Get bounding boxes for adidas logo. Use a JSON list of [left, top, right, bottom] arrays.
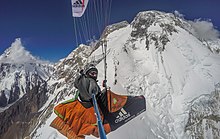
[[73, 0, 85, 8], [114, 108, 131, 123]]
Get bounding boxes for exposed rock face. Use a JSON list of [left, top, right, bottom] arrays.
[[185, 84, 220, 139], [103, 21, 129, 37], [0, 63, 53, 107], [130, 11, 186, 51], [0, 76, 48, 139], [55, 44, 92, 81], [51, 44, 94, 103], [0, 39, 54, 139]]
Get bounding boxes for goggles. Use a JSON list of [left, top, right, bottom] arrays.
[[88, 71, 98, 78]]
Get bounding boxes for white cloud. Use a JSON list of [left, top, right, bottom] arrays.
[[189, 19, 220, 41], [174, 10, 184, 18], [173, 11, 219, 41], [0, 38, 51, 64], [0, 38, 36, 63]]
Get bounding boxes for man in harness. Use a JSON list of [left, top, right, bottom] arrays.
[[50, 63, 110, 139]]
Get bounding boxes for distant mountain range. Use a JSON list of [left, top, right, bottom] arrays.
[[0, 10, 220, 139]]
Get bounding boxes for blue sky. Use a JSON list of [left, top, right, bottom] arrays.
[[0, 0, 219, 62]]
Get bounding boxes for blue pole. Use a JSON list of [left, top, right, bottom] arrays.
[[92, 94, 107, 139]]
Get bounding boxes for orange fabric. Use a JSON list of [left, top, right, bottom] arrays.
[[107, 90, 127, 113], [50, 100, 111, 139], [50, 117, 82, 139]]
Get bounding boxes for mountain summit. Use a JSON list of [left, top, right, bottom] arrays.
[[0, 38, 53, 107], [0, 38, 37, 64]]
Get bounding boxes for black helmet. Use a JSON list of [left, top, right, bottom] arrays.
[[83, 63, 98, 80]]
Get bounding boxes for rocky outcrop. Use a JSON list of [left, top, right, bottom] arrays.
[[0, 63, 53, 107], [0, 39, 54, 139], [185, 84, 220, 139], [103, 21, 129, 37], [129, 11, 192, 51], [0, 78, 48, 139]]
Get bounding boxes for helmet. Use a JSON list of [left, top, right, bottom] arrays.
[[83, 63, 98, 80]]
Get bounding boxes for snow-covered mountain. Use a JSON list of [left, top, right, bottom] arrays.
[[31, 10, 220, 139], [0, 38, 54, 139], [1, 10, 220, 139], [0, 38, 36, 64], [0, 38, 54, 108]]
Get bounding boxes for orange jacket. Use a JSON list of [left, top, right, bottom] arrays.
[[50, 99, 111, 139]]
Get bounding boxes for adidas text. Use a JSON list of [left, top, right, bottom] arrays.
[[73, 4, 85, 8], [115, 113, 131, 123]]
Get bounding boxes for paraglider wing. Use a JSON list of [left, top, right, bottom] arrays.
[[71, 0, 89, 17]]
